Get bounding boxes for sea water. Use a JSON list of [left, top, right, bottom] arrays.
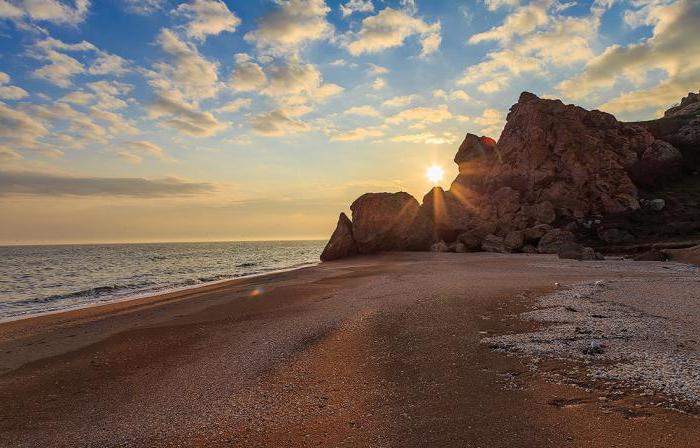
[[0, 241, 324, 321]]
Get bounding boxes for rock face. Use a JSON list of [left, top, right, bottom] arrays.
[[321, 91, 699, 261], [350, 192, 420, 253], [320, 213, 357, 261]]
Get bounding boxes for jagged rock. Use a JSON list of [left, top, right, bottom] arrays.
[[522, 201, 556, 224], [485, 92, 652, 217], [456, 232, 483, 252], [522, 244, 538, 254], [421, 187, 473, 242], [523, 224, 553, 241], [558, 243, 601, 261], [350, 192, 420, 253], [598, 228, 635, 244], [449, 241, 467, 253], [537, 229, 576, 254], [454, 133, 497, 171], [482, 234, 507, 253], [664, 92, 700, 117], [320, 213, 357, 261], [628, 140, 683, 189], [430, 241, 449, 252], [504, 230, 524, 252]]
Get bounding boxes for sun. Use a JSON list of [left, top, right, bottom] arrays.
[[426, 165, 444, 185]]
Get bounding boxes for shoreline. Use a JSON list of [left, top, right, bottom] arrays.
[[0, 261, 320, 325], [1, 252, 698, 447]]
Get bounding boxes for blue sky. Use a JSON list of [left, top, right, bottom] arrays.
[[0, 0, 698, 244]]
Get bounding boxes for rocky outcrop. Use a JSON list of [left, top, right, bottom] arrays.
[[350, 192, 420, 253], [631, 91, 700, 169], [322, 91, 700, 261], [320, 213, 357, 261]]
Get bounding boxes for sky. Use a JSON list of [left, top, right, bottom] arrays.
[[0, 0, 698, 244]]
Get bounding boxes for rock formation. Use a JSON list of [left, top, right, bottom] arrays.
[[321, 91, 700, 261], [320, 213, 356, 261]]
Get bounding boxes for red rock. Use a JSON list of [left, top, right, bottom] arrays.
[[320, 213, 357, 261], [350, 192, 420, 253], [537, 229, 576, 254]]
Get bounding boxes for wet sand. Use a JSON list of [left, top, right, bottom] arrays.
[[0, 252, 698, 447]]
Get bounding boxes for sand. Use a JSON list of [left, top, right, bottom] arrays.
[[0, 252, 698, 447]]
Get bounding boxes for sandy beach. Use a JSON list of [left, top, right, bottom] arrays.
[[1, 253, 698, 447]]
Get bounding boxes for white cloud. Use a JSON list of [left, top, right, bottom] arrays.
[[215, 98, 252, 113], [330, 126, 383, 141], [0, 72, 27, 99], [386, 105, 452, 124], [250, 110, 310, 136], [261, 59, 343, 104], [0, 145, 22, 162], [344, 105, 381, 117], [29, 38, 94, 87], [2, 0, 90, 25], [382, 94, 417, 107], [483, 0, 520, 11], [174, 0, 240, 41], [390, 131, 458, 144], [473, 108, 504, 136], [345, 7, 441, 57], [120, 140, 174, 163], [372, 77, 386, 90], [244, 0, 332, 55], [148, 91, 228, 137], [88, 52, 129, 76], [340, 0, 374, 17], [368, 63, 388, 74], [60, 90, 94, 105], [122, 0, 163, 15], [433, 89, 475, 102], [87, 80, 132, 110], [89, 107, 138, 135], [460, 1, 602, 93], [229, 53, 267, 92], [469, 0, 551, 44], [150, 28, 221, 100], [0, 101, 49, 147], [558, 0, 700, 116]]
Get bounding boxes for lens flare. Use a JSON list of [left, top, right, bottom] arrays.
[[426, 165, 444, 184]]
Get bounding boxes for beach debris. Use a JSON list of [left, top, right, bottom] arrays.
[[584, 340, 604, 355]]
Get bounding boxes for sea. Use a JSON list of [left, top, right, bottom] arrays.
[[0, 240, 325, 321]]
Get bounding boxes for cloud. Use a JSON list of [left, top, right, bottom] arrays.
[[244, 0, 332, 55], [174, 0, 240, 41], [0, 170, 214, 197], [483, 0, 520, 11], [345, 7, 441, 57], [0, 101, 48, 147], [558, 0, 700, 116], [150, 28, 221, 100], [343, 105, 381, 117], [0, 72, 28, 99], [1, 0, 89, 25], [29, 37, 95, 87], [148, 91, 228, 137], [60, 90, 94, 105], [87, 80, 131, 109], [229, 53, 267, 92], [261, 59, 343, 103], [340, 0, 374, 17], [122, 0, 163, 15], [89, 107, 139, 135], [473, 108, 504, 136], [460, 1, 602, 93], [214, 98, 252, 113], [382, 94, 417, 107], [386, 105, 452, 124], [330, 126, 383, 141], [0, 145, 22, 162], [88, 52, 129, 76], [469, 0, 551, 44], [433, 89, 475, 102], [372, 77, 386, 90], [119, 140, 174, 164], [250, 110, 310, 136], [390, 131, 458, 144], [368, 63, 388, 74]]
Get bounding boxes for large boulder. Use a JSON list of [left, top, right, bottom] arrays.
[[420, 187, 474, 242], [537, 229, 576, 254], [350, 192, 420, 253], [320, 213, 357, 261]]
